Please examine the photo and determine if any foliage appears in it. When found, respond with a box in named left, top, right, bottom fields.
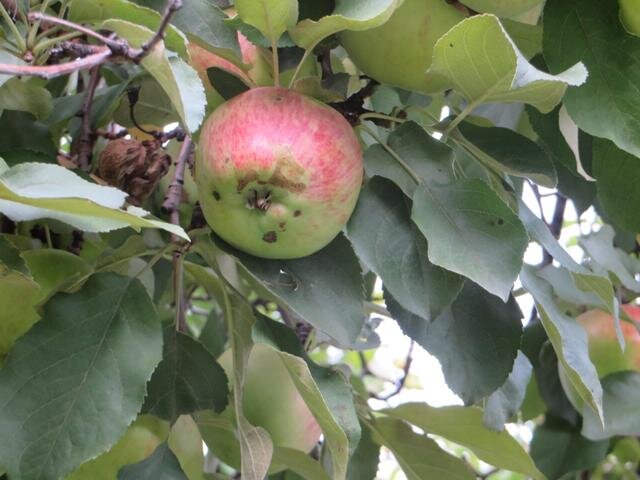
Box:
left=0, top=0, right=639, bottom=479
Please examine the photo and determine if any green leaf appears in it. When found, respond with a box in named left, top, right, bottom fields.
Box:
left=223, top=234, right=365, bottom=348
left=0, top=269, right=40, bottom=358
left=500, top=19, right=542, bottom=59
left=483, top=351, right=533, bottom=431
left=411, top=178, right=528, bottom=300
left=167, top=415, right=207, bottom=480
left=0, top=51, right=24, bottom=87
left=273, top=348, right=350, bottom=480
left=142, top=327, right=229, bottom=422
left=347, top=177, right=463, bottom=321
left=460, top=0, right=543, bottom=17
left=271, top=447, right=330, bottom=480
left=0, top=162, right=188, bottom=240
left=543, top=0, right=640, bottom=158
left=530, top=421, right=609, bottom=480
left=592, top=138, right=640, bottom=232
left=206, top=67, right=251, bottom=100
left=0, top=77, right=52, bottom=119
left=102, top=19, right=205, bottom=133
left=234, top=0, right=298, bottom=45
left=22, top=249, right=93, bottom=300
left=290, top=0, right=402, bottom=51
left=364, top=121, right=455, bottom=197
left=457, top=122, right=557, bottom=188
left=117, top=443, right=188, bottom=480
left=0, top=112, right=57, bottom=160
left=388, top=282, right=522, bottom=404
left=384, top=403, right=546, bottom=480
left=222, top=294, right=273, bottom=480
left=0, top=234, right=28, bottom=274
left=426, top=14, right=587, bottom=111
left=582, top=371, right=640, bottom=440
left=579, top=226, right=640, bottom=293
left=0, top=272, right=163, bottom=480
left=519, top=266, right=604, bottom=421
left=526, top=106, right=595, bottom=214
left=367, top=417, right=474, bottom=480
left=135, top=0, right=240, bottom=58
left=68, top=0, right=187, bottom=56
left=346, top=421, right=380, bottom=480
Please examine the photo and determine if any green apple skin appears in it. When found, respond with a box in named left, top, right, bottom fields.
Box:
left=65, top=416, right=169, bottom=480
left=578, top=305, right=640, bottom=378
left=339, top=0, right=466, bottom=93
left=196, top=87, right=363, bottom=259
left=217, top=344, right=322, bottom=452
left=620, top=0, right=640, bottom=36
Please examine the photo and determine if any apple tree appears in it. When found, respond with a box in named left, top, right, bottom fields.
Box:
left=0, top=0, right=639, bottom=479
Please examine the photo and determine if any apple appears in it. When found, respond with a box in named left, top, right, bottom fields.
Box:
left=339, top=0, right=466, bottom=93
left=219, top=344, right=321, bottom=451
left=577, top=305, right=640, bottom=378
left=202, top=344, right=322, bottom=470
left=65, top=415, right=169, bottom=480
left=620, top=0, right=640, bottom=36
left=195, top=87, right=363, bottom=259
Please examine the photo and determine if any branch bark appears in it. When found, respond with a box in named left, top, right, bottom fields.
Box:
left=74, top=66, right=101, bottom=170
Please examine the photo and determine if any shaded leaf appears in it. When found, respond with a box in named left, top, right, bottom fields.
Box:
left=387, top=282, right=522, bottom=404
left=271, top=447, right=330, bottom=480
left=347, top=177, right=463, bottom=321
left=458, top=122, right=557, bottom=188
left=346, top=421, right=380, bottom=480
left=0, top=272, right=163, bottom=480
left=520, top=266, right=604, bottom=421
left=412, top=178, right=528, bottom=300
left=530, top=420, right=608, bottom=480
left=367, top=417, right=474, bottom=480
left=235, top=0, right=298, bottom=45
left=543, top=0, right=640, bottom=157
left=384, top=403, right=545, bottom=480
left=364, top=121, right=454, bottom=197
left=0, top=77, right=52, bottom=119
left=142, top=327, right=229, bottom=421
left=582, top=371, right=640, bottom=441
left=0, top=269, right=40, bottom=358
left=117, top=442, right=187, bottom=480
left=222, top=234, right=365, bottom=348
left=483, top=351, right=533, bottom=431
left=592, top=138, right=640, bottom=233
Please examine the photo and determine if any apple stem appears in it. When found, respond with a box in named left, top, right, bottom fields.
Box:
left=271, top=38, right=280, bottom=87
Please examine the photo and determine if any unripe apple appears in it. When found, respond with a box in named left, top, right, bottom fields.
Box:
left=65, top=415, right=169, bottom=480
left=196, top=87, right=363, bottom=259
left=339, top=0, right=466, bottom=93
left=218, top=344, right=321, bottom=452
left=620, top=0, right=640, bottom=36
left=577, top=305, right=640, bottom=378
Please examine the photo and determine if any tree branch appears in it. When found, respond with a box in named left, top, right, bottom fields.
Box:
left=162, top=135, right=192, bottom=214
left=0, top=45, right=111, bottom=79
left=74, top=66, right=101, bottom=170
left=375, top=341, right=415, bottom=401
left=134, top=0, right=183, bottom=61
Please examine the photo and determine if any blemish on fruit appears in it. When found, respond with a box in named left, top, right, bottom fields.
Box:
left=237, top=171, right=259, bottom=192
left=278, top=222, right=286, bottom=231
left=212, top=190, right=221, bottom=200
left=294, top=210, right=301, bottom=217
left=263, top=231, right=277, bottom=243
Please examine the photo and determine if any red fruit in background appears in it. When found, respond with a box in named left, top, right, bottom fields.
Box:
left=578, top=304, right=640, bottom=377
left=195, top=87, right=363, bottom=259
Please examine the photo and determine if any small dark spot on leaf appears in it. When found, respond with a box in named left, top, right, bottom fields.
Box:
left=263, top=231, right=277, bottom=243
left=497, top=218, right=504, bottom=225
left=212, top=191, right=221, bottom=201
left=294, top=210, right=301, bottom=217
left=449, top=43, right=454, bottom=47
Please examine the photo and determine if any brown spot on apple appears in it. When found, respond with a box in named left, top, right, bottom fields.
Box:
left=262, top=231, right=277, bottom=243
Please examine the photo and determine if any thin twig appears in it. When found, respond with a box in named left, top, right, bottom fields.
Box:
left=74, top=66, right=101, bottom=170
left=376, top=341, right=415, bottom=401
left=0, top=46, right=111, bottom=78
left=162, top=136, right=192, bottom=214
left=542, top=194, right=567, bottom=267
left=134, top=0, right=183, bottom=61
